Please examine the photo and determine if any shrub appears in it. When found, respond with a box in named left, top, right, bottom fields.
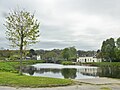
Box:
left=62, top=61, right=75, bottom=65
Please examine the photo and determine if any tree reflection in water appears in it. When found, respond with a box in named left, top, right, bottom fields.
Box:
left=22, top=66, right=36, bottom=75
left=23, top=66, right=77, bottom=79
left=98, top=66, right=120, bottom=78
left=22, top=65, right=120, bottom=79
left=61, top=68, right=77, bottom=79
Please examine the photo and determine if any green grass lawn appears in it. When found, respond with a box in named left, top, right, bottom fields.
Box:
left=0, top=72, right=73, bottom=87
left=0, top=62, right=17, bottom=72
left=0, top=60, right=45, bottom=72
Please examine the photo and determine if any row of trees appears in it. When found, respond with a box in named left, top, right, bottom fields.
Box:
left=0, top=47, right=77, bottom=61
left=37, top=47, right=77, bottom=62
left=100, top=37, right=120, bottom=62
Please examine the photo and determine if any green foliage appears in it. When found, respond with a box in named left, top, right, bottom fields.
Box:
left=62, top=61, right=75, bottom=65
left=69, top=47, right=77, bottom=60
left=0, top=60, right=45, bottom=72
left=0, top=62, right=18, bottom=72
left=100, top=37, right=120, bottom=62
left=101, top=38, right=116, bottom=62
left=61, top=47, right=77, bottom=61
left=0, top=72, right=72, bottom=87
left=44, top=51, right=57, bottom=60
left=4, top=9, right=40, bottom=74
left=62, top=48, right=70, bottom=60
left=77, top=50, right=96, bottom=57
left=116, top=37, right=120, bottom=48
left=4, top=10, right=40, bottom=48
left=114, top=48, right=120, bottom=61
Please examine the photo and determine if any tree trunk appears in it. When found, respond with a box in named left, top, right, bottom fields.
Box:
left=19, top=48, right=23, bottom=75
left=19, top=27, right=24, bottom=75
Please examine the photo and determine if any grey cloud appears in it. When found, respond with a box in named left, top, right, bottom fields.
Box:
left=31, top=41, right=71, bottom=50
left=57, top=0, right=120, bottom=17
left=0, top=0, right=120, bottom=50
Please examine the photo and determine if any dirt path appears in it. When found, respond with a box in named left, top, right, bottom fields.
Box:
left=75, top=77, right=120, bottom=85
left=0, top=84, right=120, bottom=90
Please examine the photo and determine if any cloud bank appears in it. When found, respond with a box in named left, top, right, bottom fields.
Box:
left=0, top=0, right=120, bottom=50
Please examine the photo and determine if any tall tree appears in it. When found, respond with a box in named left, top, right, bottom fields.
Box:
left=44, top=51, right=57, bottom=60
left=116, top=37, right=120, bottom=49
left=101, top=38, right=116, bottom=62
left=69, top=47, right=77, bottom=60
left=4, top=9, right=40, bottom=75
left=62, top=48, right=70, bottom=60
left=115, top=37, right=120, bottom=61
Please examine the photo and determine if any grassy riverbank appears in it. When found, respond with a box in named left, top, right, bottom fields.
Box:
left=82, top=62, right=120, bottom=67
left=0, top=60, right=45, bottom=72
left=0, top=61, right=73, bottom=87
left=0, top=72, right=72, bottom=87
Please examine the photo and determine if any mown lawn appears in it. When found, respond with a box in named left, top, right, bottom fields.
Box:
left=0, top=72, right=72, bottom=87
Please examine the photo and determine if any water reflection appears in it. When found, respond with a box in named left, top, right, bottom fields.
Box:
left=98, top=66, right=120, bottom=78
left=22, top=66, right=36, bottom=75
left=23, top=66, right=98, bottom=79
left=22, top=65, right=120, bottom=79
left=61, top=68, right=77, bottom=79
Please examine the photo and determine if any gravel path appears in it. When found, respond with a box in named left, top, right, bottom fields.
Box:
left=75, top=77, right=120, bottom=84
left=0, top=85, right=120, bottom=90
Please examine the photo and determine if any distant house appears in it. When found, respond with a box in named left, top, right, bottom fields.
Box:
left=77, top=57, right=101, bottom=63
left=25, top=55, right=41, bottom=60
left=37, top=55, right=41, bottom=60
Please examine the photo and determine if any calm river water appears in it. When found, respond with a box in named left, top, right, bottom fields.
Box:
left=23, top=63, right=120, bottom=79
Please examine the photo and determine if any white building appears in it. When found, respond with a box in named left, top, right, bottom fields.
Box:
left=77, top=57, right=101, bottom=63
left=37, top=55, right=41, bottom=60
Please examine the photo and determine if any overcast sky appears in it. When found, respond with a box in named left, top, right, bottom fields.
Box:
left=0, top=0, right=120, bottom=50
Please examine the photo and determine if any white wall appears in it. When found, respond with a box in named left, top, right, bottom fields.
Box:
left=77, top=57, right=101, bottom=63
left=37, top=55, right=41, bottom=60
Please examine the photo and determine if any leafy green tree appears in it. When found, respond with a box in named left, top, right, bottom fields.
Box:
left=61, top=47, right=77, bottom=61
left=114, top=37, right=120, bottom=61
left=62, top=48, right=70, bottom=60
left=114, top=48, right=120, bottom=62
left=116, top=37, right=120, bottom=49
left=43, top=51, right=57, bottom=62
left=69, top=47, right=77, bottom=60
left=4, top=9, right=40, bottom=75
left=101, top=38, right=116, bottom=62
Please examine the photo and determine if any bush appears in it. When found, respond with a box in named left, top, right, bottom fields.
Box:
left=61, top=61, right=75, bottom=65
